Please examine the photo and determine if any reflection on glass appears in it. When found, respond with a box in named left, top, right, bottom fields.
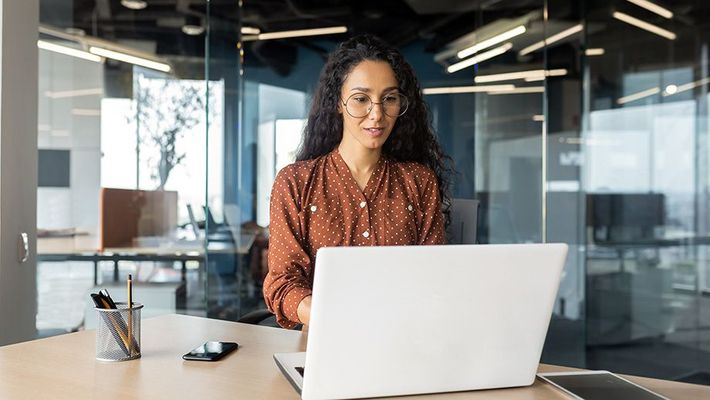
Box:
left=36, top=0, right=215, bottom=337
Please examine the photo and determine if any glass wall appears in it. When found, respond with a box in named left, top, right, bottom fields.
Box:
left=580, top=0, right=710, bottom=383
left=36, top=0, right=215, bottom=335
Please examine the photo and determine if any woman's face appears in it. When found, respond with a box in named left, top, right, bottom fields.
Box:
left=338, top=60, right=400, bottom=152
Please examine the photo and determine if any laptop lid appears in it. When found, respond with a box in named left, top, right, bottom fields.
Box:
left=301, top=243, right=568, bottom=400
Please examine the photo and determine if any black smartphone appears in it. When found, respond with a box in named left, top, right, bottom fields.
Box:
left=182, top=341, right=239, bottom=361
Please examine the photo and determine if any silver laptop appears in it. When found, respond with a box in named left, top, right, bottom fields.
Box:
left=274, top=243, right=568, bottom=400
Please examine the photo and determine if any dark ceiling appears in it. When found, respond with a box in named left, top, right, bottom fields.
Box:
left=38, top=0, right=710, bottom=78
left=39, top=0, right=544, bottom=57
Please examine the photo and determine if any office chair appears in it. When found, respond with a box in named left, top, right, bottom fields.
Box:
left=237, top=308, right=275, bottom=325
left=446, top=198, right=480, bottom=244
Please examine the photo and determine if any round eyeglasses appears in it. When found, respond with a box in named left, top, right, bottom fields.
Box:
left=342, top=93, right=409, bottom=118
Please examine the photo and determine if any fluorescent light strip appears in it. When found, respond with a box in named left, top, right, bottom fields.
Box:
left=524, top=76, right=546, bottom=82
left=243, top=26, right=347, bottom=41
left=585, top=48, right=605, bottom=56
left=626, top=0, right=673, bottom=19
left=612, top=12, right=676, bottom=40
left=662, top=77, right=710, bottom=96
left=89, top=47, right=171, bottom=72
left=617, top=87, right=660, bottom=104
left=422, top=84, right=515, bottom=95
left=45, top=88, right=103, bottom=99
left=457, top=25, right=526, bottom=59
left=519, top=24, right=583, bottom=56
left=447, top=43, right=512, bottom=73
left=37, top=40, right=103, bottom=63
left=71, top=108, right=101, bottom=116
left=488, top=86, right=545, bottom=95
left=475, top=68, right=567, bottom=83
left=241, top=26, right=261, bottom=35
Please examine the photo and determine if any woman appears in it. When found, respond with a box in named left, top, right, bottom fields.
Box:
left=263, top=34, right=452, bottom=329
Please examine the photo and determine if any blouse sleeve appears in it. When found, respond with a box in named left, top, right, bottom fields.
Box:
left=418, top=169, right=445, bottom=245
left=262, top=166, right=313, bottom=329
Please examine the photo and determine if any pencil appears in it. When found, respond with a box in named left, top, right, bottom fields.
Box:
left=127, top=274, right=133, bottom=356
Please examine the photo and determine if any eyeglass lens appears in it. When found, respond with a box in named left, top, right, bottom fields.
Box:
left=345, top=93, right=408, bottom=117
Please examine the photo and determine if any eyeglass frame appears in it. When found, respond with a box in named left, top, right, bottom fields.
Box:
left=340, top=92, right=409, bottom=118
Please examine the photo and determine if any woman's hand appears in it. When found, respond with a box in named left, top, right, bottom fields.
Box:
left=297, top=296, right=312, bottom=326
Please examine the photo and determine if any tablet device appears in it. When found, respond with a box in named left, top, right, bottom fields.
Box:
left=538, top=371, right=670, bottom=400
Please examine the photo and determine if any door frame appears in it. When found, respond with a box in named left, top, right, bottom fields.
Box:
left=0, top=0, right=39, bottom=345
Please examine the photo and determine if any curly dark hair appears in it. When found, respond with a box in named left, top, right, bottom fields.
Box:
left=296, top=34, right=452, bottom=222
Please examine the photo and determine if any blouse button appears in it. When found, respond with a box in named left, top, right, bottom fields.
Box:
left=359, top=201, right=366, bottom=208
left=362, top=230, right=370, bottom=238
left=310, top=205, right=317, bottom=212
left=407, top=204, right=413, bottom=211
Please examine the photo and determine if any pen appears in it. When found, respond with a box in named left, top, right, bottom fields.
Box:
left=91, top=293, right=130, bottom=357
left=127, top=274, right=133, bottom=356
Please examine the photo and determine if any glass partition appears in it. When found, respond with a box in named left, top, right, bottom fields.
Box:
left=580, top=0, right=710, bottom=383
left=37, top=0, right=212, bottom=336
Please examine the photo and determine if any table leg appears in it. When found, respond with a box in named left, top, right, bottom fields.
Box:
left=181, top=260, right=187, bottom=282
left=113, top=260, right=119, bottom=282
left=93, top=261, right=98, bottom=286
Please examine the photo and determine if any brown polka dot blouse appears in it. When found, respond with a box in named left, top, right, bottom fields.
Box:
left=263, top=149, right=445, bottom=328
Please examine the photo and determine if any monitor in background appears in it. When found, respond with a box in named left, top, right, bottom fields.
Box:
left=587, top=193, right=665, bottom=243
left=38, top=149, right=70, bottom=188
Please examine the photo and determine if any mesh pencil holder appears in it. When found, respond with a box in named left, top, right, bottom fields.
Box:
left=95, top=302, right=143, bottom=362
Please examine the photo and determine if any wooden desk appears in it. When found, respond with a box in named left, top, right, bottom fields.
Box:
left=0, top=314, right=705, bottom=399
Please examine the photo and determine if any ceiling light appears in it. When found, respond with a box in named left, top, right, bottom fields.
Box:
left=617, top=87, right=660, bottom=104
left=422, top=84, right=515, bottom=95
left=121, top=0, right=147, bottom=10
left=37, top=40, right=103, bottom=63
left=585, top=48, right=605, bottom=56
left=519, top=24, right=583, bottom=56
left=242, top=26, right=347, bottom=41
left=71, top=108, right=101, bottom=117
left=182, top=25, right=204, bottom=36
left=488, top=87, right=545, bottom=95
left=662, top=77, right=710, bottom=96
left=457, top=25, right=526, bottom=59
left=45, top=88, right=103, bottom=99
left=664, top=84, right=678, bottom=95
left=182, top=16, right=204, bottom=36
left=241, top=26, right=260, bottom=35
left=612, top=11, right=676, bottom=40
left=532, top=114, right=545, bottom=121
left=474, top=68, right=567, bottom=83
left=626, top=0, right=673, bottom=19
left=447, top=43, right=512, bottom=74
left=89, top=47, right=171, bottom=72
